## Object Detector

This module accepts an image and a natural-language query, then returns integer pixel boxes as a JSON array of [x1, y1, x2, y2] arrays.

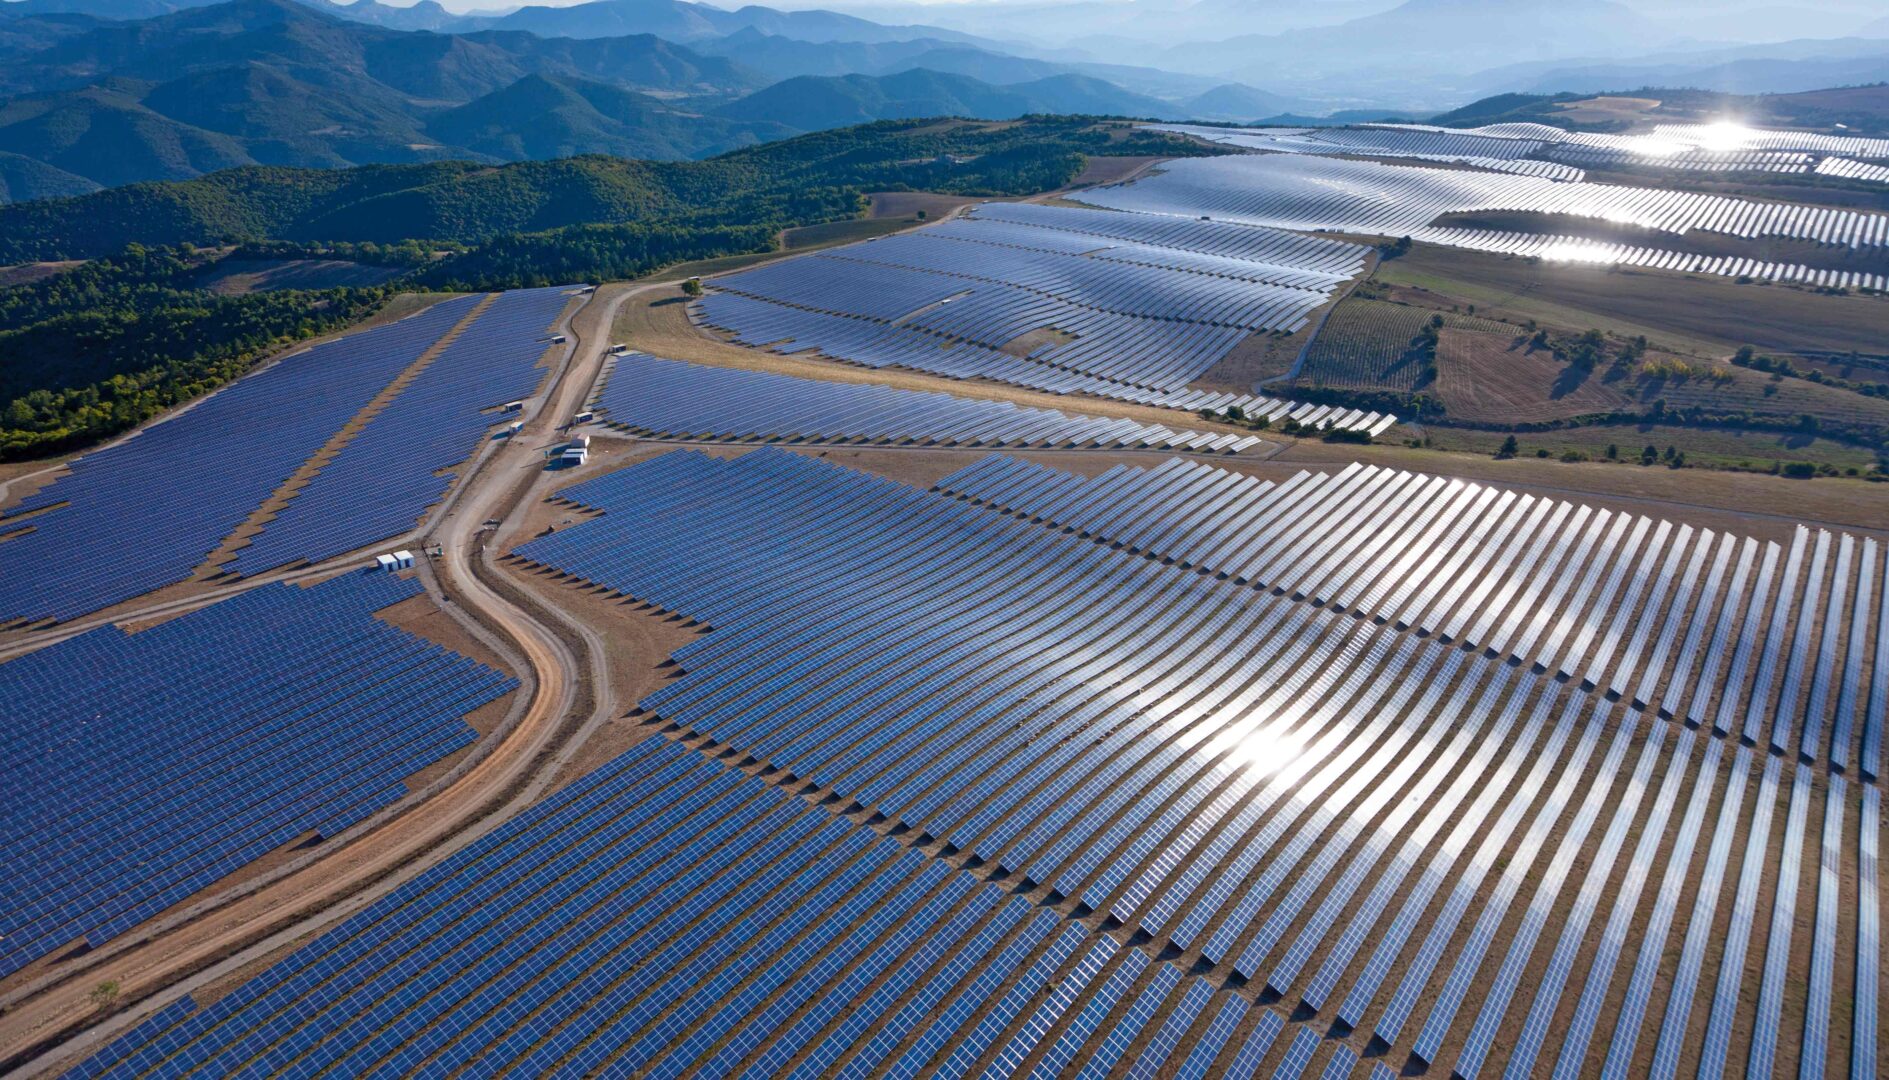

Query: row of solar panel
[[0, 288, 573, 624], [67, 737, 1400, 1080], [938, 455, 1888, 777], [227, 288, 568, 575], [1075, 154, 1889, 291], [692, 293, 1392, 434], [695, 201, 1392, 432], [0, 572, 515, 980], [1151, 123, 1588, 183], [1080, 150, 1889, 249], [0, 299, 479, 623], [589, 354, 1264, 455], [507, 447, 1878, 1078]]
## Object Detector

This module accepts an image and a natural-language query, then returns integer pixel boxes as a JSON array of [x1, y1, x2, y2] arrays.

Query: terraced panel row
[[695, 203, 1390, 432], [589, 354, 1263, 455], [227, 287, 570, 574], [0, 572, 515, 979], [0, 287, 578, 623], [939, 454, 1887, 776]]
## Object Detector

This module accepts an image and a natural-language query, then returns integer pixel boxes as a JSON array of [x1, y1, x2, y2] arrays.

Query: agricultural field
[[1297, 298, 1510, 391]]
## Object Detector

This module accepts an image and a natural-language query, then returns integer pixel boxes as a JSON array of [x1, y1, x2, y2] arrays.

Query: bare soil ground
[[0, 260, 82, 287], [1000, 326, 1077, 356], [1434, 328, 1635, 423], [502, 570, 703, 793], [194, 259, 409, 295], [1067, 155, 1166, 188], [1196, 320, 1317, 391], [866, 191, 980, 220], [1551, 95, 1662, 122], [1375, 244, 1888, 356]]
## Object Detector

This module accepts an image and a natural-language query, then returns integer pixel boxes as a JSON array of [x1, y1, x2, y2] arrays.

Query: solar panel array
[[1154, 119, 1889, 186], [0, 573, 515, 980], [0, 289, 574, 624], [487, 446, 1878, 1078], [70, 737, 1325, 1080], [938, 456, 1888, 767], [589, 354, 1266, 454], [0, 298, 480, 624], [1075, 153, 1889, 291], [693, 203, 1392, 433], [1150, 123, 1588, 182], [226, 287, 569, 575]]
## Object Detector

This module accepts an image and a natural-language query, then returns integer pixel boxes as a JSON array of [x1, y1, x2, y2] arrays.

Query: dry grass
[[194, 259, 409, 295], [1433, 328, 1634, 423], [0, 260, 82, 287], [1376, 244, 1888, 356]]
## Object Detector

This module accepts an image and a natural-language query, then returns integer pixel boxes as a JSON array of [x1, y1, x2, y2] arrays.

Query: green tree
[[682, 277, 704, 297]]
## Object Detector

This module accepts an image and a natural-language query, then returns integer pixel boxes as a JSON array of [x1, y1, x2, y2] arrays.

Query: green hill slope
[[0, 116, 1228, 260]]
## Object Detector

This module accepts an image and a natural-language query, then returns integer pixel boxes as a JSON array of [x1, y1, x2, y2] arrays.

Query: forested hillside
[[0, 117, 1220, 261], [0, 116, 1224, 458]]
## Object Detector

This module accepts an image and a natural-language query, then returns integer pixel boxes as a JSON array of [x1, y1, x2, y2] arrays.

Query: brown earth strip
[[200, 293, 497, 575]]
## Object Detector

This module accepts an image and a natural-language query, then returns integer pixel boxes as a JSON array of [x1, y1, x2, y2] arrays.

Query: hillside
[[425, 74, 792, 162], [0, 116, 1228, 261], [1159, 0, 1677, 82], [0, 0, 1225, 197]]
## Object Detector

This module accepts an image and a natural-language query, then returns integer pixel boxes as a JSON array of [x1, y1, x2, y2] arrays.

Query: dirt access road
[[0, 287, 631, 1077]]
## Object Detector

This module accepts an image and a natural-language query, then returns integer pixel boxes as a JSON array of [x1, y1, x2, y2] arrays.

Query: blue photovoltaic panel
[[0, 572, 512, 979], [229, 287, 571, 574], [591, 354, 1261, 455], [0, 298, 477, 622], [68, 737, 1308, 1078]]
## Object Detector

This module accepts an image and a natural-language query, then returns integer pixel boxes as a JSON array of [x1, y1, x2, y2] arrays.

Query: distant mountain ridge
[[715, 68, 1173, 130], [0, 0, 1212, 201]]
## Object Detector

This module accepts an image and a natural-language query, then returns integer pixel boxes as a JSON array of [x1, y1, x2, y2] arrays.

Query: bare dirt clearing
[[1434, 328, 1635, 424], [194, 259, 409, 295]]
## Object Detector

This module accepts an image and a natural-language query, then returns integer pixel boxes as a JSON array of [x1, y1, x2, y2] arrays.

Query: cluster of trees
[[416, 221, 783, 291], [227, 239, 442, 267], [1404, 313, 1442, 386], [1730, 345, 1889, 398]]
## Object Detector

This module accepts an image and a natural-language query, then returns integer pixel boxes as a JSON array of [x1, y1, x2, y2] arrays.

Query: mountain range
[[0, 0, 1885, 206], [0, 0, 1273, 200]]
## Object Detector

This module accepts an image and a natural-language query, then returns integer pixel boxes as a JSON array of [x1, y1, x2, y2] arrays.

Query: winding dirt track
[[0, 286, 631, 1077]]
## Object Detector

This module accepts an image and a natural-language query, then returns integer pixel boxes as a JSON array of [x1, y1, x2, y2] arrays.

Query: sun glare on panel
[[1539, 240, 1615, 265], [1232, 724, 1309, 778], [1694, 120, 1757, 152]]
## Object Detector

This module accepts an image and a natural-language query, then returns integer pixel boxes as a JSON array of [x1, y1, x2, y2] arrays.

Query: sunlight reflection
[[1232, 723, 1309, 778], [1693, 120, 1757, 152]]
